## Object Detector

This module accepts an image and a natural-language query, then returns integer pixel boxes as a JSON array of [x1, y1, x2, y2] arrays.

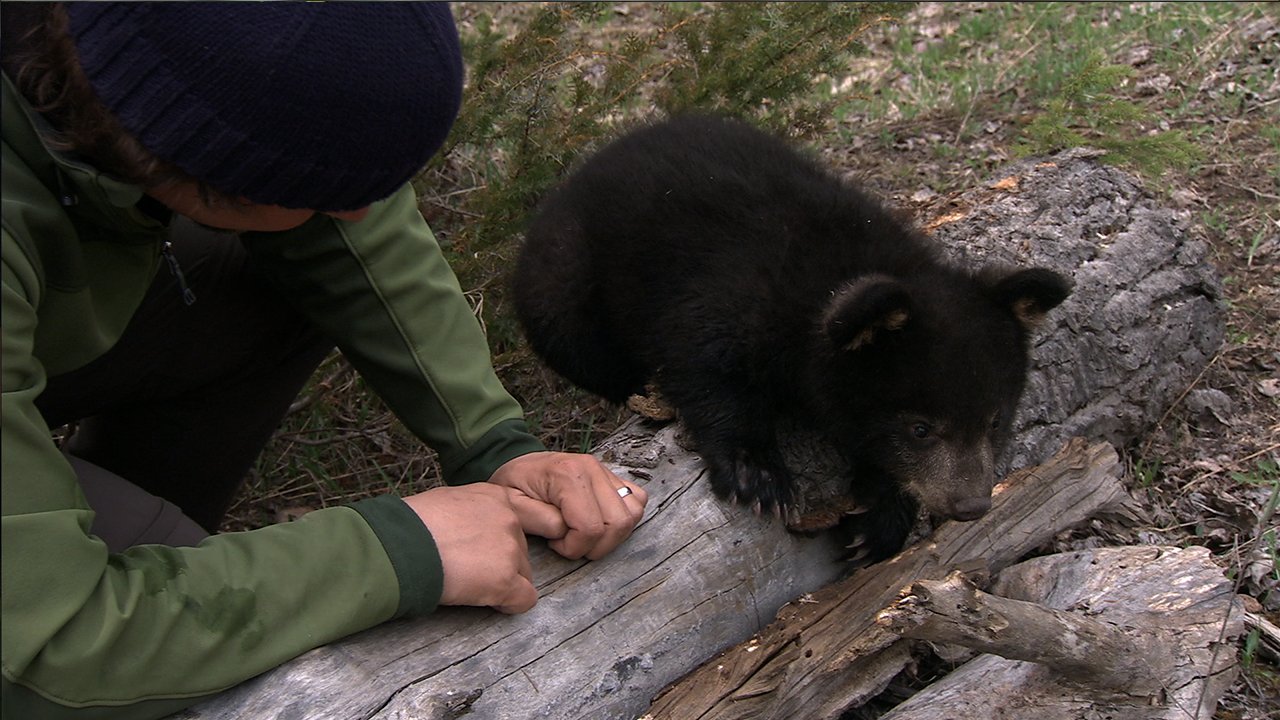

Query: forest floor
[[237, 3, 1278, 716]]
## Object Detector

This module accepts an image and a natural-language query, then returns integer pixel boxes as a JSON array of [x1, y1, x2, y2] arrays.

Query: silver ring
[[616, 486, 633, 499]]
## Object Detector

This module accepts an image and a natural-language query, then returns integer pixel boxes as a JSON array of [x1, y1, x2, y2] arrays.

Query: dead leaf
[[924, 211, 967, 231], [991, 175, 1020, 191]]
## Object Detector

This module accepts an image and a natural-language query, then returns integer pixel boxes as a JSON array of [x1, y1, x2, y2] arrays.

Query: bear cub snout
[[514, 115, 1070, 561]]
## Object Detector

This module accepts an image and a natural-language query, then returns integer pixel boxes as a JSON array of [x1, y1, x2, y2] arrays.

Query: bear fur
[[514, 115, 1070, 560]]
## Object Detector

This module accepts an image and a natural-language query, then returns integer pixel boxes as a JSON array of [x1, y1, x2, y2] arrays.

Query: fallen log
[[926, 147, 1224, 474], [643, 438, 1130, 719], [179, 420, 849, 720], [184, 438, 1127, 720], [877, 570, 1174, 694], [178, 150, 1225, 719], [878, 546, 1244, 720]]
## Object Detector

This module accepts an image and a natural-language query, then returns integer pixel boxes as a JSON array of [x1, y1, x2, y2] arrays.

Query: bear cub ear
[[823, 274, 913, 351], [988, 267, 1072, 330]]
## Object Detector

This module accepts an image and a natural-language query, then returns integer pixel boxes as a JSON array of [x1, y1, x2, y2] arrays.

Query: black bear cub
[[514, 115, 1070, 561]]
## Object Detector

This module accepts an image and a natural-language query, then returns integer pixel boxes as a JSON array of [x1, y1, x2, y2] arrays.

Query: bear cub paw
[[704, 447, 794, 515]]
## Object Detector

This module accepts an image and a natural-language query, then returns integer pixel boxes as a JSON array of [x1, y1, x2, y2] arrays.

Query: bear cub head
[[813, 265, 1070, 524]]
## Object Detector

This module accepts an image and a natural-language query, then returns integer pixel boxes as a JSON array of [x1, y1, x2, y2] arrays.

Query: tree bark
[[928, 148, 1225, 474], [877, 570, 1175, 694], [878, 546, 1244, 720], [176, 150, 1226, 719]]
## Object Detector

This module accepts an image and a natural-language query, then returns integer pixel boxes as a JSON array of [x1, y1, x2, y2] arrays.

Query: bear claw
[[706, 452, 793, 515], [842, 546, 872, 565]]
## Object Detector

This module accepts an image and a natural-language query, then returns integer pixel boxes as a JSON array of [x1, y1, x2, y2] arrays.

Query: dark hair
[[9, 3, 231, 203]]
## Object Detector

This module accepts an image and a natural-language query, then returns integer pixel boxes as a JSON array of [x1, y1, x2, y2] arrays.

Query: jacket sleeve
[[241, 184, 545, 484], [2, 226, 443, 719]]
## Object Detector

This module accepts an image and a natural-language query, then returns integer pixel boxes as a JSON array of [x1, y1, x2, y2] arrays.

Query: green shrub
[[1014, 49, 1200, 177]]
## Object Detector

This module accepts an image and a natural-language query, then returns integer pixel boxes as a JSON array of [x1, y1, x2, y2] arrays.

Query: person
[[0, 3, 649, 718]]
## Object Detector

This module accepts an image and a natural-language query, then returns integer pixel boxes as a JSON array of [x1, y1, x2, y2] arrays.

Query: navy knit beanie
[[65, 2, 463, 212]]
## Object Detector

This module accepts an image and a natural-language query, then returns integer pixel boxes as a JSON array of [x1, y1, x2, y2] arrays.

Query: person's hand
[[401, 484, 537, 614], [488, 451, 648, 561]]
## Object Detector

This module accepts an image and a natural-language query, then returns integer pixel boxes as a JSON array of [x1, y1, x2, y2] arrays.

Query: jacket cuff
[[350, 494, 443, 618], [440, 418, 546, 486]]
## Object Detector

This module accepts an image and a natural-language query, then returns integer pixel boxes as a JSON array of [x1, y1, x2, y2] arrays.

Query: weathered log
[[877, 569, 1175, 694], [643, 438, 1130, 719], [878, 546, 1245, 720], [177, 151, 1224, 719], [926, 148, 1224, 474], [175, 442, 1124, 720], [179, 420, 849, 720]]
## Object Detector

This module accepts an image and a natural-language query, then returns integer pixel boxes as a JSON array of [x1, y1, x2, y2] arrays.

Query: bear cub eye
[[910, 422, 932, 440]]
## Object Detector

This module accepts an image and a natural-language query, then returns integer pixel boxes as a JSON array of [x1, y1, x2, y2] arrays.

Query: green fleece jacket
[[1, 72, 544, 719]]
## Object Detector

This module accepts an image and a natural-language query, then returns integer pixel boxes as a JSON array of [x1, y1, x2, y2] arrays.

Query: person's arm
[[241, 186, 650, 559], [1, 227, 446, 718], [3, 237, 547, 720], [240, 184, 545, 485]]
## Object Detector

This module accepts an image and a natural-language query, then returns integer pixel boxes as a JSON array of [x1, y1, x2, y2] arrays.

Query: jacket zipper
[[55, 167, 195, 305], [55, 167, 78, 207], [161, 241, 197, 305]]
